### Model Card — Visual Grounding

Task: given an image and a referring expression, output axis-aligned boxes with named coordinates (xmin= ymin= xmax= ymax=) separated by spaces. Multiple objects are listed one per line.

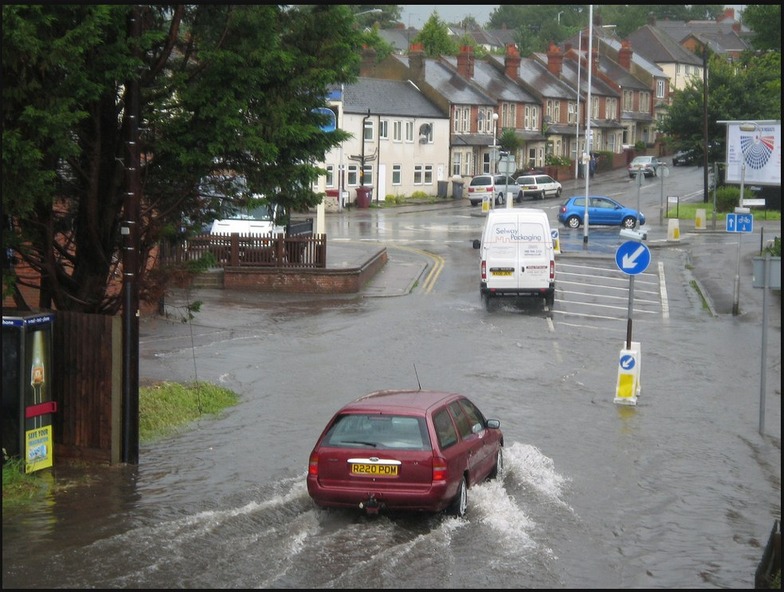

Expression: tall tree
xmin=742 ymin=5 xmax=782 ymax=52
xmin=659 ymin=50 xmax=781 ymax=157
xmin=2 ymin=4 xmax=363 ymax=313
xmin=414 ymin=11 xmax=458 ymax=57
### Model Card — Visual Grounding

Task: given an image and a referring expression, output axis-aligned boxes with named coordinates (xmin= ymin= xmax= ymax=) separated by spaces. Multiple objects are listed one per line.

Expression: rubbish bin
xmin=356 ymin=186 xmax=372 ymax=208
xmin=452 ymin=180 xmax=464 ymax=199
xmin=437 ymin=180 xmax=448 ymax=198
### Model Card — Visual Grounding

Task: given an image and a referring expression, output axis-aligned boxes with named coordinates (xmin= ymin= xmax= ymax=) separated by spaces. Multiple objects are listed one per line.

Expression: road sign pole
xmin=626 ymin=275 xmax=634 ymax=349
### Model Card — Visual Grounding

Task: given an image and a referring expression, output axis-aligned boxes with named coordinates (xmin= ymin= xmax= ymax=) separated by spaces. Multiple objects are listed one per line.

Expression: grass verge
xmin=2 ymin=381 xmax=239 ymax=508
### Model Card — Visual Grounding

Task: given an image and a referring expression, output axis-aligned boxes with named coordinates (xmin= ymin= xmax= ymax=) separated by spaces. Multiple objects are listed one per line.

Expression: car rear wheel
xmin=496 ymin=193 xmax=505 ymax=206
xmin=621 ymin=216 xmax=637 ymax=229
xmin=566 ymin=215 xmax=581 ymax=229
xmin=555 ymin=188 xmax=562 ymax=197
xmin=448 ymin=476 xmax=468 ymax=517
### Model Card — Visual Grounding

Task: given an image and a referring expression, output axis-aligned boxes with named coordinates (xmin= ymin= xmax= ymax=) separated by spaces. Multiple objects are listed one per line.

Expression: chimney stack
xmin=504 ymin=43 xmax=521 ymax=78
xmin=457 ymin=45 xmax=475 ymax=78
xmin=546 ymin=42 xmax=563 ymax=76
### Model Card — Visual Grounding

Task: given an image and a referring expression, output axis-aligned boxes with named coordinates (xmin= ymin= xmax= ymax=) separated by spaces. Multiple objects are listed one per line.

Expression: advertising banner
xmin=725 ymin=122 xmax=781 ymax=186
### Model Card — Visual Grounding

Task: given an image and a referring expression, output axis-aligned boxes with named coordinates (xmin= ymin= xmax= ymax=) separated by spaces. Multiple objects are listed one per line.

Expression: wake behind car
xmin=307 ymin=389 xmax=503 ymax=517
xmin=558 ymin=196 xmax=645 ymax=229
xmin=672 ymin=149 xmax=697 ymax=166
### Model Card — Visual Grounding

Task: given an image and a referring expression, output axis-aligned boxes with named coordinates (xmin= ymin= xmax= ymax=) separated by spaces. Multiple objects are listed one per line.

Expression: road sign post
xmin=613 ymin=241 xmax=651 ymax=406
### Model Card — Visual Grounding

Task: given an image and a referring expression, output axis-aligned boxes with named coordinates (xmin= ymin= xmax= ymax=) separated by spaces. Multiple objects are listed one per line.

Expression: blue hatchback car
xmin=558 ymin=196 xmax=645 ymax=229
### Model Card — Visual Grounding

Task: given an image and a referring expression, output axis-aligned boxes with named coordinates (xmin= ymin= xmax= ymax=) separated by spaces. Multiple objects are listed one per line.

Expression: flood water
xmin=3 ymin=202 xmax=780 ymax=589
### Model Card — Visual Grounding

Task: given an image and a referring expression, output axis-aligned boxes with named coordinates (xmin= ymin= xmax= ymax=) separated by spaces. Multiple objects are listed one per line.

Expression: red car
xmin=307 ymin=389 xmax=504 ymax=517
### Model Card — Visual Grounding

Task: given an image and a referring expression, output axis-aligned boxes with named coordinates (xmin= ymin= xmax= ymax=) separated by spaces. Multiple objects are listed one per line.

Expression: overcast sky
xmin=399 ymin=5 xmax=499 ymax=28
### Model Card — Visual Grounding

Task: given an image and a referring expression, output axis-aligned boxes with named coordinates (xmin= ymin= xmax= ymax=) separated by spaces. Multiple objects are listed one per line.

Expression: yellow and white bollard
xmin=551 ymin=228 xmax=560 ymax=255
xmin=667 ymin=218 xmax=680 ymax=241
xmin=482 ymin=196 xmax=490 ymax=213
xmin=615 ymin=341 xmax=641 ymax=405
xmin=695 ymin=208 xmax=706 ymax=230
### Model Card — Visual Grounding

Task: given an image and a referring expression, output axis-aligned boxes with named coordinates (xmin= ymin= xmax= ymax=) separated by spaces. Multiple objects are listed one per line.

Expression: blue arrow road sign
xmin=615 ymin=241 xmax=651 ymax=275
xmin=726 ymin=213 xmax=754 ymax=233
xmin=620 ymin=354 xmax=636 ymax=370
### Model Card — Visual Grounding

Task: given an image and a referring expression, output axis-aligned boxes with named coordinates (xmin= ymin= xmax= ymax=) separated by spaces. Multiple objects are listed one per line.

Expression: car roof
xmin=339 ymin=389 xmax=465 ymax=415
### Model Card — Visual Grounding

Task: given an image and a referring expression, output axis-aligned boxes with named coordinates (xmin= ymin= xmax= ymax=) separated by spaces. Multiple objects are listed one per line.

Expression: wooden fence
xmin=160 ymin=232 xmax=327 ymax=268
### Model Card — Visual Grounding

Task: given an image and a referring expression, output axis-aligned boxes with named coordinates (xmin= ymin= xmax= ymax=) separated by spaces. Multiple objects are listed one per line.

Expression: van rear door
xmin=516 ymin=220 xmax=552 ymax=291
xmin=483 ymin=218 xmax=519 ymax=292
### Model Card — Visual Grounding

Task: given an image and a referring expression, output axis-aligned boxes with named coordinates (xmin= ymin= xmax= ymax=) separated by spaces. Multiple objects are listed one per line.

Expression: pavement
xmin=321 ymin=179 xmax=781 ymax=320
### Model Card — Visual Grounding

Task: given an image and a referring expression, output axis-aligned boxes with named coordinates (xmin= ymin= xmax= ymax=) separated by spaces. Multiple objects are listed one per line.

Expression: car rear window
xmin=322 ymin=413 xmax=431 ymax=450
xmin=470 ymin=176 xmax=492 ymax=187
xmin=518 ymin=176 xmax=535 ymax=185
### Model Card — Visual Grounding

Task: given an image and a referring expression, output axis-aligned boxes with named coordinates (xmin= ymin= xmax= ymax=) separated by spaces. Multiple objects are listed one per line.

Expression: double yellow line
xmin=394 ymin=245 xmax=444 ymax=294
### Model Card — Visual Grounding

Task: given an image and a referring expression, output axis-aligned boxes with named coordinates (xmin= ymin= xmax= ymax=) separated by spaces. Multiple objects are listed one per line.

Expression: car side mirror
xmin=486 ymin=418 xmax=501 ymax=429
xmin=472 ymin=239 xmax=481 ymax=249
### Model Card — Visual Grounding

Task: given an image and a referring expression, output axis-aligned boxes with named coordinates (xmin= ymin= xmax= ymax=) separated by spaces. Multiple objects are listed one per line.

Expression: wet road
xmin=3 ymin=167 xmax=780 ymax=588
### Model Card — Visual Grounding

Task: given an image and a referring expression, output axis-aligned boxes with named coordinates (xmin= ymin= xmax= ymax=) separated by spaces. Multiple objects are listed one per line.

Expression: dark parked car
xmin=307 ymin=389 xmax=503 ymax=517
xmin=558 ymin=196 xmax=645 ymax=229
xmin=672 ymin=149 xmax=697 ymax=166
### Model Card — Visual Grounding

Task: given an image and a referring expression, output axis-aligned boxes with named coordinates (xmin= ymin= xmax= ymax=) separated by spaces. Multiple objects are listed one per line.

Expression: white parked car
xmin=515 ymin=174 xmax=562 ymax=201
xmin=467 ymin=174 xmax=518 ymax=207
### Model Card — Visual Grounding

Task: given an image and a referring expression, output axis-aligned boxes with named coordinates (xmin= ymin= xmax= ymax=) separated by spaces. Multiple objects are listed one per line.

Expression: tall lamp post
xmin=731 ymin=122 xmax=758 ymax=315
xmin=491 ymin=112 xmax=499 ymax=208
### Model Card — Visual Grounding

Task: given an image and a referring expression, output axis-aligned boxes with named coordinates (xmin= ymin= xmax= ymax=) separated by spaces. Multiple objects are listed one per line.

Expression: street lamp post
xmin=732 ymin=121 xmax=758 ymax=316
xmin=492 ymin=112 xmax=498 ymax=208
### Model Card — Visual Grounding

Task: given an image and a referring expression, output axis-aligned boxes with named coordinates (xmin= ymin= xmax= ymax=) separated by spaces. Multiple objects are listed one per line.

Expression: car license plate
xmin=351 ymin=463 xmax=399 ymax=477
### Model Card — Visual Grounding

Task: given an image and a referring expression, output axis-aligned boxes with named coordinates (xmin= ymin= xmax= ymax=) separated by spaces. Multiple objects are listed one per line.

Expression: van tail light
xmin=308 ymin=452 xmax=319 ymax=476
xmin=549 ymin=260 xmax=555 ymax=281
xmin=432 ymin=456 xmax=448 ymax=482
xmin=481 ymin=260 xmax=487 ymax=281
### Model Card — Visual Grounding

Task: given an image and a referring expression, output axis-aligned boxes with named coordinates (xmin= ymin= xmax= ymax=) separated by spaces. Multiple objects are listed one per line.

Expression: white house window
xmin=364 ymin=119 xmax=374 ymax=141
xmin=325 ymin=164 xmax=335 ymax=188
xmin=419 ymin=122 xmax=433 ymax=143
xmin=656 ymin=79 xmax=665 ymax=99
xmin=362 ymin=164 xmax=373 ymax=186
xmin=347 ymin=164 xmax=359 ymax=186
xmin=623 ymin=90 xmax=633 ymax=111
xmin=553 ymin=101 xmax=560 ymax=122
xmin=465 ymin=151 xmax=473 ymax=176
xmin=452 ymin=152 xmax=461 ymax=176
xmin=640 ymin=91 xmax=650 ymax=113
xmin=393 ymin=120 xmax=402 ymax=142
xmin=568 ymin=102 xmax=577 ymax=124
xmin=453 ymin=108 xmax=460 ymax=133
xmin=405 ymin=121 xmax=414 ymax=142
xmin=392 ymin=164 xmax=402 ymax=185
xmin=379 ymin=119 xmax=388 ymax=140
xmin=606 ymin=97 xmax=617 ymax=119
xmin=424 ymin=164 xmax=433 ymax=185
xmin=413 ymin=164 xmax=423 ymax=184
xmin=592 ymin=96 xmax=599 ymax=119
xmin=461 ymin=107 xmax=469 ymax=133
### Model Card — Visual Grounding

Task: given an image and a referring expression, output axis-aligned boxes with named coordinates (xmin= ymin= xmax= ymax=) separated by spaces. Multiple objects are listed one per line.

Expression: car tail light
xmin=549 ymin=260 xmax=555 ymax=281
xmin=481 ymin=260 xmax=487 ymax=281
xmin=559 ymin=205 xmax=566 ymax=214
xmin=432 ymin=456 xmax=447 ymax=482
xmin=308 ymin=452 xmax=319 ymax=476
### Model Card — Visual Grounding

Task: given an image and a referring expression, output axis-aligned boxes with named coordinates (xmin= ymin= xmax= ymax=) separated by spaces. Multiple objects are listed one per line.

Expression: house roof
xmin=342 ymin=78 xmax=446 ymax=118
xmin=627 ymin=24 xmax=704 ymax=66
xmin=654 ymin=19 xmax=749 ymax=55
xmin=442 ymin=56 xmax=539 ymax=104
xmin=487 ymin=54 xmax=577 ymax=101
xmin=392 ymin=54 xmax=495 ymax=106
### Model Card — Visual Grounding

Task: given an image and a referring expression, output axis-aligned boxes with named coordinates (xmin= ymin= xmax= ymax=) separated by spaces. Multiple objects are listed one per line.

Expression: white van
xmin=473 ymin=208 xmax=555 ymax=309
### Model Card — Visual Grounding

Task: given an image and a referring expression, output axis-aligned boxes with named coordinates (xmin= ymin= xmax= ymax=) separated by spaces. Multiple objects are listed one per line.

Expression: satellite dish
xmin=419 ymin=123 xmax=432 ymax=136
xmin=313 ymin=107 xmax=336 ymax=132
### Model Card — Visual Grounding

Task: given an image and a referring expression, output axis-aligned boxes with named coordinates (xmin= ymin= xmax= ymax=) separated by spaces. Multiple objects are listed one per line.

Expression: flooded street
xmin=3 ymin=172 xmax=780 ymax=588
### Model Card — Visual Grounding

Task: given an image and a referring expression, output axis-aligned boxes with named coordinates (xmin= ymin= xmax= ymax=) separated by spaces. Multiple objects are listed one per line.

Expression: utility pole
xmin=702 ymin=46 xmax=709 ymax=202
xmin=122 ymin=6 xmax=141 ymax=464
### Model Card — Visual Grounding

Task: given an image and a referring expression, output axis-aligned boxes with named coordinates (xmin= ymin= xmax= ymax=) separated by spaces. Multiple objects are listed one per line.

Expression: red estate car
xmin=307 ymin=389 xmax=504 ymax=517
